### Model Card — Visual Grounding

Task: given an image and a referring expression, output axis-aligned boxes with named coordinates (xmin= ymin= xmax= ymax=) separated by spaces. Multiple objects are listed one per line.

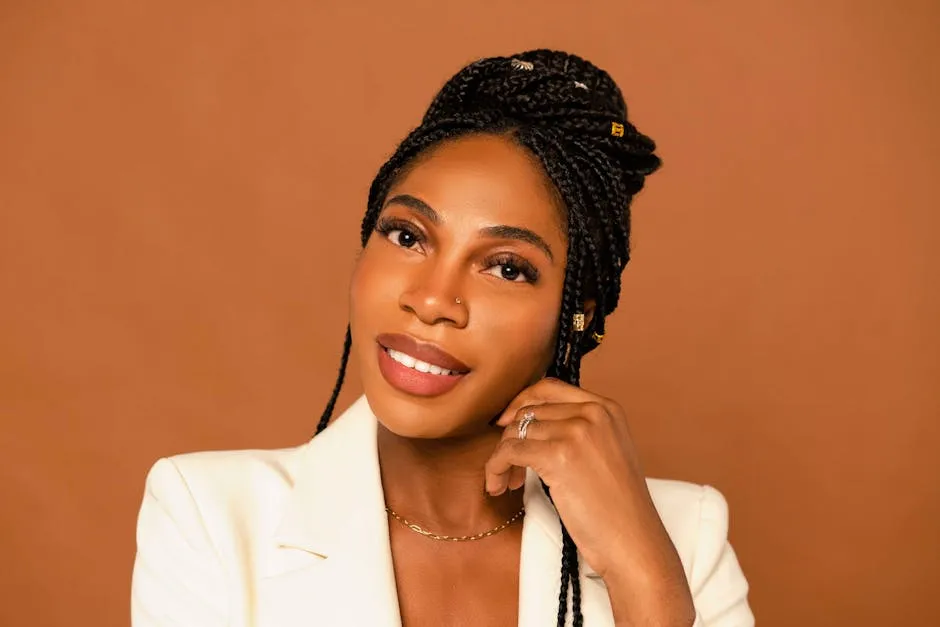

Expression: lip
xmin=376 ymin=333 xmax=470 ymax=373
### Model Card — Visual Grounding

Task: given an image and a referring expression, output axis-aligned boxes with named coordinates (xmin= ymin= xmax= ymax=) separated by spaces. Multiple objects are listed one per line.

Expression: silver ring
xmin=517 ymin=410 xmax=537 ymax=441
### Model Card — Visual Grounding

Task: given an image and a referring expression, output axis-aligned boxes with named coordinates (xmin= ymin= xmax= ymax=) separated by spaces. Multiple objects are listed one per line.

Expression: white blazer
xmin=131 ymin=396 xmax=754 ymax=626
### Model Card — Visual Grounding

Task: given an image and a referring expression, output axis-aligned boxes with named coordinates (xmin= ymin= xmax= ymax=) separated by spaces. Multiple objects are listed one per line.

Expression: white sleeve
xmin=689 ymin=485 xmax=755 ymax=627
xmin=131 ymin=458 xmax=230 ymax=626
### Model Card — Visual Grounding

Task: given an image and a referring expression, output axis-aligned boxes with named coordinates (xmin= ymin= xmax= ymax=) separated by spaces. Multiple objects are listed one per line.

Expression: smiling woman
xmin=131 ymin=50 xmax=754 ymax=627
xmin=354 ymin=136 xmax=568 ymax=434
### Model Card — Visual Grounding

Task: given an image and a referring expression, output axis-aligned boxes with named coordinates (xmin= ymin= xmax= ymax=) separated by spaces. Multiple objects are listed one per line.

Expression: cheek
xmin=478 ymin=290 xmax=561 ymax=375
xmin=350 ymin=244 xmax=398 ymax=329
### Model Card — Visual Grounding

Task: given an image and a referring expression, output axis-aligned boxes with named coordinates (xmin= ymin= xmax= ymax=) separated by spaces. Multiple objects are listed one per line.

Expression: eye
xmin=483 ymin=255 xmax=539 ymax=284
xmin=387 ymin=228 xmax=418 ymax=248
xmin=496 ymin=264 xmax=523 ymax=282
xmin=375 ymin=218 xmax=425 ymax=251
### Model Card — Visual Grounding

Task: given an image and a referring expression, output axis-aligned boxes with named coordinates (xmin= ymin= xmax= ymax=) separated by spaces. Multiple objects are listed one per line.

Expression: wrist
xmin=603 ymin=560 xmax=695 ymax=627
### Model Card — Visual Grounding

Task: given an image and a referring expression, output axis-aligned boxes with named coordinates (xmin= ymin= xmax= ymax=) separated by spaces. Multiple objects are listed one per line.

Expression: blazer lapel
xmin=259 ymin=396 xmax=402 ymax=627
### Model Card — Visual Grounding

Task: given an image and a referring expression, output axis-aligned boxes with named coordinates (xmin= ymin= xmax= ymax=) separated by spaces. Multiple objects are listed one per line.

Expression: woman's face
xmin=350 ymin=134 xmax=568 ymax=439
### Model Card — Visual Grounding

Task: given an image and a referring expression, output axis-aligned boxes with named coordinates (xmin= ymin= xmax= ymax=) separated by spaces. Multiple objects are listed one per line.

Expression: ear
xmin=582 ymin=299 xmax=596 ymax=329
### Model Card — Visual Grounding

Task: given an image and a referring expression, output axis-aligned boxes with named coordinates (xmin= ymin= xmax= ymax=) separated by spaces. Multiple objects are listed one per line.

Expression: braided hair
xmin=316 ymin=49 xmax=660 ymax=626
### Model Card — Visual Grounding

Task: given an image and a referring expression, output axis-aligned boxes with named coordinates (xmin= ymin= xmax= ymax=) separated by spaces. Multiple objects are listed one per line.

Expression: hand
xmin=484 ymin=378 xmax=695 ymax=625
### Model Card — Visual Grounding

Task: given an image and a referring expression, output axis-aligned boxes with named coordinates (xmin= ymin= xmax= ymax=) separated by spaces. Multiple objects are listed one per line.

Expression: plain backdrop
xmin=1 ymin=1 xmax=938 ymax=625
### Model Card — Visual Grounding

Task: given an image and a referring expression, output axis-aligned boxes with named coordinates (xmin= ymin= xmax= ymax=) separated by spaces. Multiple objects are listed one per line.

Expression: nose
xmin=399 ymin=267 xmax=469 ymax=329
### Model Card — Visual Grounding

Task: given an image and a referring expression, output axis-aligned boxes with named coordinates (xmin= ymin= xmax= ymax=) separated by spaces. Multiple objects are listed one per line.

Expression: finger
xmin=508 ymin=402 xmax=594 ymax=426
xmin=509 ymin=377 xmax=583 ymax=408
xmin=496 ymin=378 xmax=616 ymax=426
xmin=497 ymin=397 xmax=608 ymax=428
xmin=494 ymin=379 xmax=567 ymax=426
xmin=500 ymin=412 xmax=592 ymax=445
xmin=507 ymin=465 xmax=527 ymax=491
xmin=485 ymin=438 xmax=552 ymax=495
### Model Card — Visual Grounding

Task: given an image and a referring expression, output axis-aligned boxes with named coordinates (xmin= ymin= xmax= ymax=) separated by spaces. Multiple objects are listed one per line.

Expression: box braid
xmin=315 ymin=49 xmax=660 ymax=626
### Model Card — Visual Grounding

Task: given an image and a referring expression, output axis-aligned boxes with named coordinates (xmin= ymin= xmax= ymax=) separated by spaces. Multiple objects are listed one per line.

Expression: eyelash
xmin=373 ymin=217 xmax=540 ymax=285
xmin=483 ymin=253 xmax=540 ymax=284
xmin=374 ymin=217 xmax=425 ymax=248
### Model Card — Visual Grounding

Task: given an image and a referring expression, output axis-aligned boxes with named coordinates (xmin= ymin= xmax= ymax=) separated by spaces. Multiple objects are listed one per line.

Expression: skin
xmin=348 ymin=134 xmax=694 ymax=627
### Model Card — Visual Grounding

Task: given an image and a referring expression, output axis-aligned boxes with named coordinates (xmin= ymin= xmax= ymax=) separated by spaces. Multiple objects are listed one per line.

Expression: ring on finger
xmin=517 ymin=410 xmax=538 ymax=441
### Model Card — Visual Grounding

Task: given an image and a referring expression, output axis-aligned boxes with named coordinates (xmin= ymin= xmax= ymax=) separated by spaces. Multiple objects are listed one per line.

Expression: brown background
xmin=1 ymin=1 xmax=938 ymax=625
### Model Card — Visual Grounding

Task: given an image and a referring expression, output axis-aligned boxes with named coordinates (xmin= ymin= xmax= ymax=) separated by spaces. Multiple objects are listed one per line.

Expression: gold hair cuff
xmin=572 ymin=313 xmax=585 ymax=332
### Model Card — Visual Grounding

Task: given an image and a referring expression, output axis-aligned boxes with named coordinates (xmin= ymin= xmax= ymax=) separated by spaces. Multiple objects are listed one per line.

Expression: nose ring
xmin=455 ymin=297 xmax=462 ymax=305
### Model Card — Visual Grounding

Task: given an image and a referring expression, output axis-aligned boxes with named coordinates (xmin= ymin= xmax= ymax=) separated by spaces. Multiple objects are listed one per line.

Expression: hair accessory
xmin=510 ymin=58 xmax=534 ymax=71
xmin=518 ymin=410 xmax=538 ymax=441
xmin=572 ymin=312 xmax=586 ymax=332
xmin=591 ymin=331 xmax=605 ymax=344
xmin=611 ymin=122 xmax=625 ymax=137
xmin=386 ymin=505 xmax=525 ymax=542
xmin=573 ymin=80 xmax=589 ymax=91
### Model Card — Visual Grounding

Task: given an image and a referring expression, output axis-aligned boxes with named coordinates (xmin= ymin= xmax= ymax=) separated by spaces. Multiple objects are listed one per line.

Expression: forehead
xmin=388 ymin=134 xmax=566 ymax=236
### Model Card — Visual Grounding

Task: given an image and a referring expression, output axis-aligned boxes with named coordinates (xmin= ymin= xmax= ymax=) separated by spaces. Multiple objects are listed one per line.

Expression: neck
xmin=376 ymin=422 xmax=524 ymax=535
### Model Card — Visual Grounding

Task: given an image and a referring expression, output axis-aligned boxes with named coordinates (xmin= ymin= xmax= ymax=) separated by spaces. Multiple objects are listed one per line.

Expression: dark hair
xmin=316 ymin=49 xmax=660 ymax=626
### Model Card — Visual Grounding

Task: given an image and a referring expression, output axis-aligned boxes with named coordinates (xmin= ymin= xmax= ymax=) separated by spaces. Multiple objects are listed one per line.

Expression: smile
xmin=385 ymin=348 xmax=460 ymax=376
xmin=375 ymin=333 xmax=470 ymax=398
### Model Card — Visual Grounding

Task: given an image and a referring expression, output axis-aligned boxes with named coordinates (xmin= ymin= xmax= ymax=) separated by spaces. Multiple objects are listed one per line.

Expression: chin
xmin=365 ymin=390 xmax=473 ymax=439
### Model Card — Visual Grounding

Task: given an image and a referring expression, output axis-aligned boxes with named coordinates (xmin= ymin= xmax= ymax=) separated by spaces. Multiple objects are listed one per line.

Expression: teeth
xmin=393 ymin=350 xmax=416 ymax=368
xmin=387 ymin=349 xmax=455 ymax=376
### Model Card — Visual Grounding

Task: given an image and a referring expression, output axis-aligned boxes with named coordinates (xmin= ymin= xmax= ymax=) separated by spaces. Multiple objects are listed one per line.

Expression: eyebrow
xmin=479 ymin=225 xmax=554 ymax=262
xmin=384 ymin=194 xmax=441 ymax=225
xmin=383 ymin=193 xmax=555 ymax=262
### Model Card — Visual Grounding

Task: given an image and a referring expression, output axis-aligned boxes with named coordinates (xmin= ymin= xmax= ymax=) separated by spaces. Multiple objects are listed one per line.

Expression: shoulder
xmin=135 ymin=444 xmax=314 ymax=571
xmin=645 ymin=478 xmax=754 ymax=626
xmin=140 ymin=445 xmax=308 ymax=536
xmin=137 ymin=397 xmax=375 ymax=552
xmin=132 ymin=445 xmax=312 ymax=625
xmin=645 ymin=478 xmax=733 ymax=574
xmin=147 ymin=445 xmax=308 ymax=493
xmin=132 ymin=446 xmax=310 ymax=625
xmin=646 ymin=478 xmax=730 ymax=547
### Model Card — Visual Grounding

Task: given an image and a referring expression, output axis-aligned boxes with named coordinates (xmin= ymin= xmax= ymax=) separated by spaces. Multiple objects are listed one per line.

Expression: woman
xmin=132 ymin=49 xmax=754 ymax=626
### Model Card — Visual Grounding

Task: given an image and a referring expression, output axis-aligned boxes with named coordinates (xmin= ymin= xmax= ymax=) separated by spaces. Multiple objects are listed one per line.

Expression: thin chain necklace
xmin=385 ymin=505 xmax=525 ymax=542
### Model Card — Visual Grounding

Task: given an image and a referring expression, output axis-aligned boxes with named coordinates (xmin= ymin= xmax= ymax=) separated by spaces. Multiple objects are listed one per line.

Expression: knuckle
xmin=487 ymin=442 xmax=514 ymax=469
xmin=551 ymin=439 xmax=574 ymax=467
xmin=499 ymin=437 xmax=520 ymax=455
xmin=585 ymin=401 xmax=610 ymax=422
xmin=569 ymin=418 xmax=591 ymax=442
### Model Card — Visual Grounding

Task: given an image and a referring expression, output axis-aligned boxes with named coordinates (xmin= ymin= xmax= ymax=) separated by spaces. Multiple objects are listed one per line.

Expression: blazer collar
xmin=273 ymin=395 xmax=384 ymax=559
xmin=268 ymin=396 xmax=611 ymax=626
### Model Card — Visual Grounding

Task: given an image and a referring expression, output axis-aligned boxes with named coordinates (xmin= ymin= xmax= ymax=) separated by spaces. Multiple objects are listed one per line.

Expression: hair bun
xmin=421 ymin=49 xmax=657 ymax=179
xmin=424 ymin=49 xmax=626 ymax=124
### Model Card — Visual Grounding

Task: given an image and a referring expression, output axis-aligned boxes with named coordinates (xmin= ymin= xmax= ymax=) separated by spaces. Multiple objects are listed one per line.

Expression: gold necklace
xmin=385 ymin=505 xmax=525 ymax=542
